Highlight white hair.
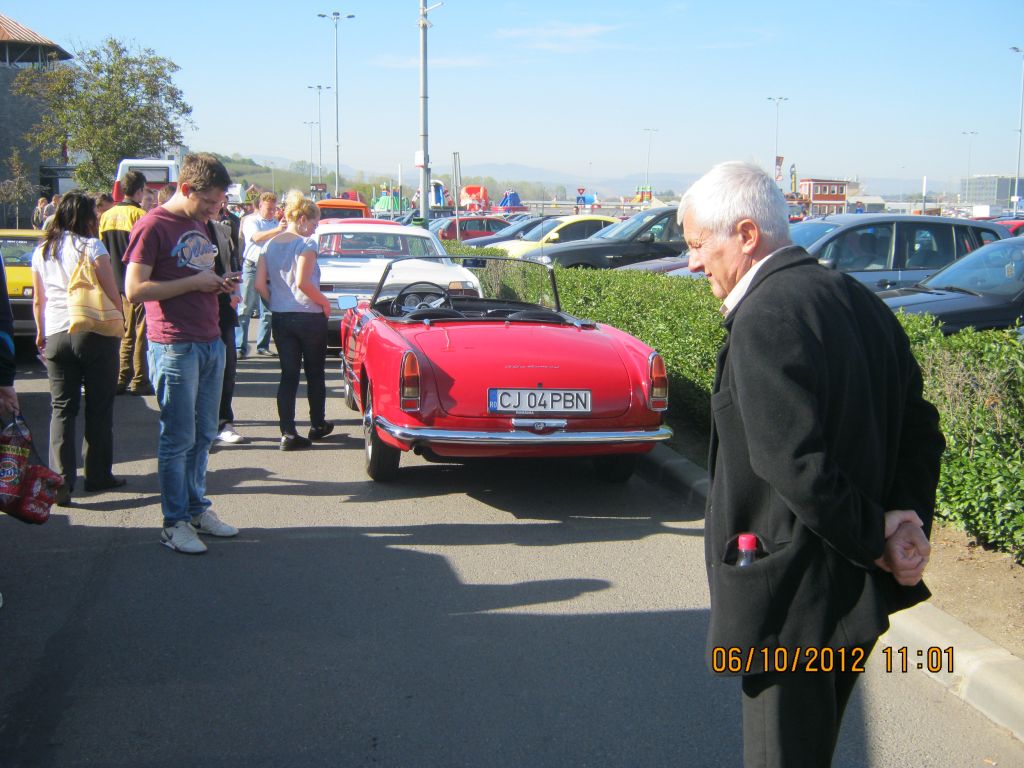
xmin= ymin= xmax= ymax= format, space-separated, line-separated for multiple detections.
xmin=677 ymin=161 xmax=791 ymax=249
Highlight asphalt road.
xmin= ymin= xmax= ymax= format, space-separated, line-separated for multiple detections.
xmin=1 ymin=351 xmax=1022 ymax=767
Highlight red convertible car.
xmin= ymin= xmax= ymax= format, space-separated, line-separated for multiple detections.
xmin=338 ymin=255 xmax=673 ymax=481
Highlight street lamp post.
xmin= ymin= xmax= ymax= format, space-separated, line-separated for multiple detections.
xmin=318 ymin=11 xmax=354 ymax=197
xmin=418 ymin=1 xmax=443 ymax=222
xmin=303 ymin=120 xmax=317 ymax=187
xmin=1011 ymin=47 xmax=1024 ymax=215
xmin=767 ymin=96 xmax=788 ymax=182
xmin=308 ymin=85 xmax=331 ymax=185
xmin=642 ymin=127 xmax=658 ymax=194
xmin=962 ymin=130 xmax=978 ymax=205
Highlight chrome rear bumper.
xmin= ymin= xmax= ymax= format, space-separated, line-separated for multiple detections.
xmin=375 ymin=415 xmax=673 ymax=446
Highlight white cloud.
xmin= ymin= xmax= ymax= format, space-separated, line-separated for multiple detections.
xmin=372 ymin=56 xmax=489 ymax=70
xmin=495 ymin=23 xmax=620 ymax=53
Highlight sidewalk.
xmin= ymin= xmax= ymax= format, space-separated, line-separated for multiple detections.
xmin=638 ymin=444 xmax=1024 ymax=743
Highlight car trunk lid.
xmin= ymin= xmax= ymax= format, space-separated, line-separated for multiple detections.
xmin=407 ymin=324 xmax=633 ymax=418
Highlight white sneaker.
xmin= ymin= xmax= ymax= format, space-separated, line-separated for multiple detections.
xmin=191 ymin=509 xmax=239 ymax=538
xmin=216 ymin=424 xmax=247 ymax=444
xmin=161 ymin=521 xmax=208 ymax=554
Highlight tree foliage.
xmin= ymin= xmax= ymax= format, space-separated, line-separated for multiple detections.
xmin=13 ymin=38 xmax=192 ymax=192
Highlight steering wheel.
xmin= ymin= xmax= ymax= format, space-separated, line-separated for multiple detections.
xmin=390 ymin=281 xmax=452 ymax=316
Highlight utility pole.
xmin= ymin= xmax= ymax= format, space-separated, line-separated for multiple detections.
xmin=962 ymin=130 xmax=978 ymax=205
xmin=303 ymin=120 xmax=317 ymax=187
xmin=418 ymin=1 xmax=443 ymax=221
xmin=308 ymin=85 xmax=330 ymax=185
xmin=767 ymin=96 xmax=788 ymax=185
xmin=642 ymin=128 xmax=658 ymax=192
xmin=1012 ymin=47 xmax=1024 ymax=215
xmin=317 ymin=11 xmax=354 ymax=197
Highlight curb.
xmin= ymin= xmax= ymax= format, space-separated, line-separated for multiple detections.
xmin=639 ymin=444 xmax=1024 ymax=743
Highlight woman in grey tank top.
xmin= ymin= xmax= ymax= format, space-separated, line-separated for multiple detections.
xmin=255 ymin=191 xmax=333 ymax=450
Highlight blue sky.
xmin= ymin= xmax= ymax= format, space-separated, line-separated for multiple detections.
xmin=6 ymin=1 xmax=1024 ymax=193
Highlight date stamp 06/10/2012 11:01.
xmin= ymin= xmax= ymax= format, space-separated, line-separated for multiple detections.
xmin=711 ymin=645 xmax=955 ymax=675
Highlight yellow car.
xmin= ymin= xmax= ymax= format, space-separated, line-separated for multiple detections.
xmin=491 ymin=214 xmax=618 ymax=260
xmin=0 ymin=228 xmax=43 ymax=336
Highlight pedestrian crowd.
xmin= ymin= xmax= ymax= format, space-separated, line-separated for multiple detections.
xmin=22 ymin=153 xmax=333 ymax=555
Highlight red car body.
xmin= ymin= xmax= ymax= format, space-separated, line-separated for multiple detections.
xmin=338 ymin=256 xmax=672 ymax=481
xmin=432 ymin=215 xmax=510 ymax=241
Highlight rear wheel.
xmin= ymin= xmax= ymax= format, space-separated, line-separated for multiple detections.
xmin=592 ymin=454 xmax=638 ymax=483
xmin=363 ymin=384 xmax=400 ymax=481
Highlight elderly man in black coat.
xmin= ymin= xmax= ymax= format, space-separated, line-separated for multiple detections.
xmin=679 ymin=161 xmax=945 ymax=768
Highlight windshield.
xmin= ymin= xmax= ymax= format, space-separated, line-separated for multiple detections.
xmin=0 ymin=236 xmax=38 ymax=267
xmin=319 ymin=208 xmax=366 ymax=221
xmin=593 ymin=210 xmax=662 ymax=241
xmin=921 ymin=238 xmax=1024 ymax=297
xmin=789 ymin=220 xmax=839 ymax=248
xmin=318 ymin=231 xmax=445 ymax=259
xmin=521 ymin=218 xmax=561 ymax=242
xmin=498 ymin=217 xmax=546 ymax=237
xmin=371 ymin=255 xmax=559 ymax=316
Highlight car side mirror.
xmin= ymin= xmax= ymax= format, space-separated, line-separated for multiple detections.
xmin=637 ymin=232 xmax=654 ymax=243
xmin=336 ymin=295 xmax=358 ymax=310
xmin=818 ymin=258 xmax=836 ymax=270
xmin=547 ymin=232 xmax=560 ymax=242
xmin=515 ymin=233 xmax=524 ymax=239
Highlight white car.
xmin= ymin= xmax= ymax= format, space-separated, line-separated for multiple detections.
xmin=314 ymin=221 xmax=481 ymax=344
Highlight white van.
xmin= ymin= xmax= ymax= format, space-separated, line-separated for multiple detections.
xmin=112 ymin=159 xmax=179 ymax=201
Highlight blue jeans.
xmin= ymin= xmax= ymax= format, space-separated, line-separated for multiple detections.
xmin=148 ymin=340 xmax=225 ymax=526
xmin=235 ymin=261 xmax=272 ymax=352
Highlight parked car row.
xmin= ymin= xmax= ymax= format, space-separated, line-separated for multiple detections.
xmin=526 ymin=206 xmax=685 ymax=269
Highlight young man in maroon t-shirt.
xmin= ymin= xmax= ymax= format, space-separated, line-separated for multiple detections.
xmin=125 ymin=153 xmax=242 ymax=554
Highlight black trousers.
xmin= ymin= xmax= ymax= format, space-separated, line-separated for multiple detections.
xmin=270 ymin=312 xmax=328 ymax=436
xmin=44 ymin=331 xmax=120 ymax=492
xmin=741 ymin=642 xmax=876 ymax=768
xmin=219 ymin=321 xmax=238 ymax=428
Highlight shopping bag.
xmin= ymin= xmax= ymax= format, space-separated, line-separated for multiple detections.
xmin=67 ymin=254 xmax=123 ymax=337
xmin=14 ymin=465 xmax=62 ymax=525
xmin=0 ymin=413 xmax=62 ymax=525
xmin=0 ymin=415 xmax=31 ymax=509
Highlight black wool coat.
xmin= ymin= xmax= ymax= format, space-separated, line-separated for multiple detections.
xmin=705 ymin=246 xmax=945 ymax=674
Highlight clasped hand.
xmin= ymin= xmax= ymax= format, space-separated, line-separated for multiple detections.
xmin=875 ymin=509 xmax=931 ymax=586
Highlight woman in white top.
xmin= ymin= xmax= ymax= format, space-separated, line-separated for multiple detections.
xmin=31 ymin=191 xmax=124 ymax=505
xmin=255 ymin=190 xmax=333 ymax=451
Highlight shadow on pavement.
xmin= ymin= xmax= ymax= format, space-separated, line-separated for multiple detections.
xmin=0 ymin=510 xmax=880 ymax=768
xmin=1 ymin=349 xmax=877 ymax=768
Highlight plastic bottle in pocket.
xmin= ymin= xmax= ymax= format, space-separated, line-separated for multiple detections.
xmin=736 ymin=533 xmax=759 ymax=567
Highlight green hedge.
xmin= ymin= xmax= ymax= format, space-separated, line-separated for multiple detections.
xmin=556 ymin=269 xmax=724 ymax=435
xmin=898 ymin=314 xmax=1024 ymax=560
xmin=444 ymin=244 xmax=1024 ymax=559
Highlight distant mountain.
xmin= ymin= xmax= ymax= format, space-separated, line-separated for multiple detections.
xmin=216 ymin=150 xmax=697 ymax=198
xmin=247 ymin=153 xmax=300 ymax=170
xmin=460 ymin=162 xmax=574 ymax=184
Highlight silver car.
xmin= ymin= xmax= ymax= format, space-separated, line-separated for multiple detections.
xmin=789 ymin=214 xmax=1009 ymax=291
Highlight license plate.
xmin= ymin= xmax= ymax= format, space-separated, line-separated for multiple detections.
xmin=488 ymin=388 xmax=591 ymax=413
